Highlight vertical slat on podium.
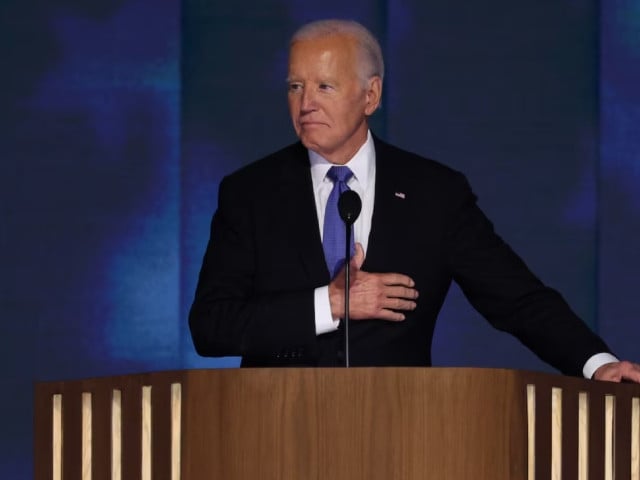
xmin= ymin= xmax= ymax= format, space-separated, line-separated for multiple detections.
xmin=141 ymin=386 xmax=152 ymax=480
xmin=81 ymin=392 xmax=92 ymax=480
xmin=578 ymin=392 xmax=589 ymax=480
xmin=111 ymin=389 xmax=122 ymax=480
xmin=53 ymin=393 xmax=63 ymax=480
xmin=632 ymin=397 xmax=640 ymax=480
xmin=527 ymin=384 xmax=536 ymax=480
xmin=604 ymin=395 xmax=615 ymax=480
xmin=551 ymin=387 xmax=562 ymax=479
xmin=171 ymin=383 xmax=182 ymax=480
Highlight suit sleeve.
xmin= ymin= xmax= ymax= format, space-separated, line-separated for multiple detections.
xmin=188 ymin=174 xmax=318 ymax=359
xmin=445 ymin=173 xmax=611 ymax=376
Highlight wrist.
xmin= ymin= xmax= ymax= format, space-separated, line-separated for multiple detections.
xmin=328 ymin=281 xmax=344 ymax=319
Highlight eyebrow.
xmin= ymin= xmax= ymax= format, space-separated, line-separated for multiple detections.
xmin=285 ymin=76 xmax=342 ymax=87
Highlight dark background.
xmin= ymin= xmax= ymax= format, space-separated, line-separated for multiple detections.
xmin=2 ymin=1 xmax=638 ymax=476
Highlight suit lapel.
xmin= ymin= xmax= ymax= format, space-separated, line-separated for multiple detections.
xmin=277 ymin=143 xmax=330 ymax=282
xmin=362 ymin=139 xmax=411 ymax=272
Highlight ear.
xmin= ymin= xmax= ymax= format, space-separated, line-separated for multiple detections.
xmin=364 ymin=76 xmax=382 ymax=115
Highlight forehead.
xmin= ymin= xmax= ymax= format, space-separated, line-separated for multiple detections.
xmin=288 ymin=34 xmax=359 ymax=74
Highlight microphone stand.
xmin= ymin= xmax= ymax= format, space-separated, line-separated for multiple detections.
xmin=343 ymin=223 xmax=352 ymax=368
xmin=337 ymin=189 xmax=361 ymax=368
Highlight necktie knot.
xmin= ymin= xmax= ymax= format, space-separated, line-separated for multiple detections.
xmin=326 ymin=165 xmax=353 ymax=184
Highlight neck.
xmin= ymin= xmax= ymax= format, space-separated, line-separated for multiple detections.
xmin=324 ymin=129 xmax=369 ymax=165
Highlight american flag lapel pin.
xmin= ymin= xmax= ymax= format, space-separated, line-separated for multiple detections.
xmin=394 ymin=191 xmax=406 ymax=199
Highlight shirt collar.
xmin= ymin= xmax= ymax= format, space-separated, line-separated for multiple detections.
xmin=309 ymin=130 xmax=375 ymax=190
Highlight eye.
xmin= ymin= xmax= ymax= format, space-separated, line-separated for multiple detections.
xmin=288 ymin=82 xmax=303 ymax=93
xmin=319 ymin=83 xmax=334 ymax=91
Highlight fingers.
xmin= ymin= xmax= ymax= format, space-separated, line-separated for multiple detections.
xmin=351 ymin=242 xmax=365 ymax=269
xmin=594 ymin=361 xmax=640 ymax=383
xmin=373 ymin=308 xmax=408 ymax=322
xmin=370 ymin=277 xmax=419 ymax=316
xmin=383 ymin=285 xmax=419 ymax=308
xmin=357 ymin=298 xmax=416 ymax=322
xmin=379 ymin=272 xmax=416 ymax=288
xmin=349 ymin=271 xmax=418 ymax=321
xmin=619 ymin=361 xmax=640 ymax=383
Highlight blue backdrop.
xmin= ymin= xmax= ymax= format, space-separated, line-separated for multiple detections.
xmin=2 ymin=1 xmax=638 ymax=476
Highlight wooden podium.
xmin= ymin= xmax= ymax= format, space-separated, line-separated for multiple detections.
xmin=34 ymin=368 xmax=640 ymax=479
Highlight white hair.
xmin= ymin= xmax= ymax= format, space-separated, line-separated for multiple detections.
xmin=291 ymin=19 xmax=385 ymax=84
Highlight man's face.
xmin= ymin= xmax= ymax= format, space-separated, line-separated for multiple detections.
xmin=287 ymin=34 xmax=380 ymax=165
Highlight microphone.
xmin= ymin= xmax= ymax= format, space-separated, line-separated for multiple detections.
xmin=337 ymin=190 xmax=362 ymax=367
xmin=338 ymin=189 xmax=362 ymax=226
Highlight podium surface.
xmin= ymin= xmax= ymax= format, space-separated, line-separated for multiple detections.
xmin=35 ymin=367 xmax=640 ymax=479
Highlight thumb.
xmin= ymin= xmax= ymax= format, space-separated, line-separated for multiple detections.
xmin=351 ymin=242 xmax=365 ymax=269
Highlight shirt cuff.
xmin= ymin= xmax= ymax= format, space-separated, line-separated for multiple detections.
xmin=583 ymin=352 xmax=619 ymax=379
xmin=314 ymin=286 xmax=340 ymax=335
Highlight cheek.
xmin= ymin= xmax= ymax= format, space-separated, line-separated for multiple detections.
xmin=339 ymin=105 xmax=361 ymax=126
xmin=288 ymin=100 xmax=300 ymax=122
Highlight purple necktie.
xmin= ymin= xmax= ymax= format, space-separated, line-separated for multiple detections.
xmin=323 ymin=166 xmax=355 ymax=278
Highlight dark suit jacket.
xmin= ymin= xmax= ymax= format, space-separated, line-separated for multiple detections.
xmin=189 ymin=136 xmax=610 ymax=375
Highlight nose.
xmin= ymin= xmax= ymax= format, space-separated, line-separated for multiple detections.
xmin=300 ymin=88 xmax=316 ymax=112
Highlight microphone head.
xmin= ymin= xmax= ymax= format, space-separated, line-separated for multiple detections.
xmin=338 ymin=190 xmax=362 ymax=226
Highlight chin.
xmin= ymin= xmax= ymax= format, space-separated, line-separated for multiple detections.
xmin=299 ymin=135 xmax=322 ymax=151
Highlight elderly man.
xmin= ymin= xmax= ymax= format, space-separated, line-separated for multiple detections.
xmin=189 ymin=19 xmax=640 ymax=382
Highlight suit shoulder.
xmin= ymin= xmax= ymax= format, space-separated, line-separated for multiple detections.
xmin=228 ymin=141 xmax=306 ymax=178
xmin=374 ymin=138 xmax=467 ymax=184
xmin=221 ymin=141 xmax=307 ymax=187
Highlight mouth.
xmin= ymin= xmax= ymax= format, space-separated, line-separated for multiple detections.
xmin=299 ymin=121 xmax=327 ymax=129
